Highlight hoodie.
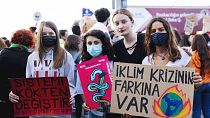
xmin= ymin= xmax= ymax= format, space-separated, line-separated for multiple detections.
xmin=26 ymin=49 xmax=76 ymax=97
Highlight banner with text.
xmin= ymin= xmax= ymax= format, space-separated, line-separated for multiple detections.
xmin=128 ymin=7 xmax=210 ymax=34
xmin=111 ymin=62 xmax=194 ymax=118
xmin=77 ymin=55 xmax=112 ymax=110
xmin=9 ymin=77 xmax=71 ymax=117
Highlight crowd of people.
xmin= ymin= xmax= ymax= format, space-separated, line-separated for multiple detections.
xmin=0 ymin=7 xmax=209 ymax=118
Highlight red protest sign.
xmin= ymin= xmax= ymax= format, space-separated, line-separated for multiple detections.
xmin=77 ymin=55 xmax=112 ymax=110
xmin=9 ymin=77 xmax=72 ymax=117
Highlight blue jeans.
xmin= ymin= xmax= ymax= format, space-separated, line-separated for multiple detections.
xmin=88 ymin=111 xmax=104 ymax=118
xmin=193 ymin=83 xmax=210 ymax=118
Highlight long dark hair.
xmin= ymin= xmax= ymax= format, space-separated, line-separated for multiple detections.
xmin=144 ymin=17 xmax=181 ymax=62
xmin=81 ymin=30 xmax=114 ymax=62
xmin=192 ymin=34 xmax=210 ymax=76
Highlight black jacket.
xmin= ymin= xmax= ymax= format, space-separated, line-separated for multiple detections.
xmin=0 ymin=47 xmax=30 ymax=101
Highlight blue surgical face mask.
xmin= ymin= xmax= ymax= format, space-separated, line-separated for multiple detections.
xmin=151 ymin=32 xmax=169 ymax=46
xmin=87 ymin=44 xmax=102 ymax=57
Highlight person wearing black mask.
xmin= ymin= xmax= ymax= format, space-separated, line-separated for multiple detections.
xmin=9 ymin=21 xmax=76 ymax=118
xmin=143 ymin=17 xmax=191 ymax=66
xmin=142 ymin=17 xmax=202 ymax=103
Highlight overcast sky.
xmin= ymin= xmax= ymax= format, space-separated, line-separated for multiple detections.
xmin=0 ymin=0 xmax=210 ymax=38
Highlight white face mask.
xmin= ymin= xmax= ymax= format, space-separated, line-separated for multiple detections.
xmin=208 ymin=41 xmax=210 ymax=47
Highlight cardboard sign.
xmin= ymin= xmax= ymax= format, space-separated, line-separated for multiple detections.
xmin=9 ymin=77 xmax=71 ymax=117
xmin=203 ymin=16 xmax=210 ymax=24
xmin=203 ymin=16 xmax=210 ymax=32
xmin=111 ymin=62 xmax=194 ymax=118
xmin=184 ymin=19 xmax=194 ymax=35
xmin=184 ymin=13 xmax=198 ymax=34
xmin=185 ymin=13 xmax=198 ymax=26
xmin=77 ymin=55 xmax=112 ymax=110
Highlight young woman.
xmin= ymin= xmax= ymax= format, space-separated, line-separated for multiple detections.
xmin=191 ymin=34 xmax=210 ymax=118
xmin=9 ymin=21 xmax=76 ymax=118
xmin=0 ymin=29 xmax=35 ymax=118
xmin=143 ymin=17 xmax=190 ymax=67
xmin=80 ymin=30 xmax=114 ymax=118
xmin=142 ymin=17 xmax=202 ymax=117
xmin=112 ymin=8 xmax=147 ymax=118
xmin=112 ymin=8 xmax=146 ymax=64
xmin=65 ymin=34 xmax=83 ymax=118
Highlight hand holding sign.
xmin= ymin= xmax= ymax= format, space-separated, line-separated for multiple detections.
xmin=111 ymin=62 xmax=195 ymax=118
xmin=192 ymin=73 xmax=202 ymax=88
xmin=9 ymin=91 xmax=19 ymax=103
xmin=69 ymin=96 xmax=74 ymax=105
xmin=77 ymin=56 xmax=112 ymax=110
xmin=82 ymin=102 xmax=90 ymax=111
xmin=9 ymin=77 xmax=72 ymax=117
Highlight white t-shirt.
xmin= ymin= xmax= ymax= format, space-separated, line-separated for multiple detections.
xmin=142 ymin=48 xmax=191 ymax=67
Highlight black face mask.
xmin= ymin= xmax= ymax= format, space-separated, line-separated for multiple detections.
xmin=151 ymin=32 xmax=169 ymax=46
xmin=42 ymin=36 xmax=57 ymax=47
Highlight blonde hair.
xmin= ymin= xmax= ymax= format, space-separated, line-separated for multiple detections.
xmin=79 ymin=16 xmax=95 ymax=34
xmin=112 ymin=8 xmax=134 ymax=23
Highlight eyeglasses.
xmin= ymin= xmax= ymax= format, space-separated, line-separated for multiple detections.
xmin=151 ymin=27 xmax=166 ymax=34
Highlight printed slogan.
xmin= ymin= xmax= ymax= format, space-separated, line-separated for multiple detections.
xmin=9 ymin=77 xmax=71 ymax=117
xmin=111 ymin=62 xmax=195 ymax=118
xmin=77 ymin=55 xmax=112 ymax=110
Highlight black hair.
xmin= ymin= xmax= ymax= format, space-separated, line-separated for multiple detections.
xmin=59 ymin=30 xmax=67 ymax=37
xmin=81 ymin=30 xmax=114 ymax=61
xmin=72 ymin=20 xmax=81 ymax=36
xmin=202 ymin=33 xmax=210 ymax=43
xmin=72 ymin=25 xmax=81 ymax=36
xmin=29 ymin=26 xmax=37 ymax=33
xmin=109 ymin=30 xmax=115 ymax=39
xmin=180 ymin=35 xmax=191 ymax=47
xmin=174 ymin=29 xmax=182 ymax=44
xmin=94 ymin=8 xmax=110 ymax=22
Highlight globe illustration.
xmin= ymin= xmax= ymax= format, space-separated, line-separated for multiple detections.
xmin=161 ymin=93 xmax=183 ymax=117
